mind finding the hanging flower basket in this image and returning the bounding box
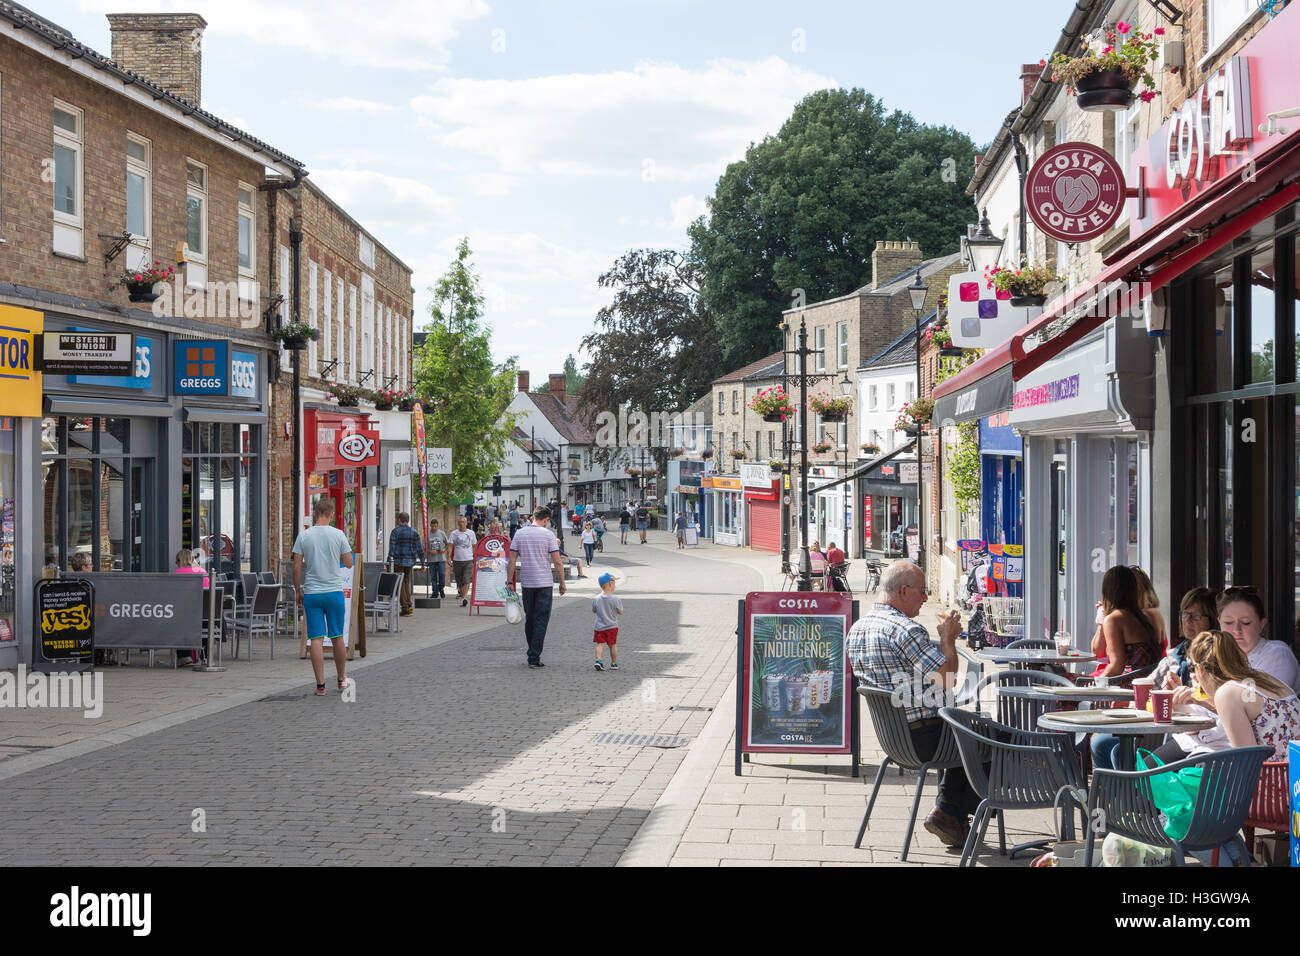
[118,262,174,303]
[808,393,852,422]
[860,443,881,456]
[729,449,747,460]
[986,264,1063,308]
[327,383,365,407]
[1048,21,1163,112]
[627,467,642,477]
[896,398,933,433]
[273,321,319,351]
[768,459,785,473]
[812,441,833,454]
[700,449,713,459]
[749,386,794,423]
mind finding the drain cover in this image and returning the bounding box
[592,732,690,748]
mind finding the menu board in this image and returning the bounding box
[469,535,511,613]
[739,591,854,755]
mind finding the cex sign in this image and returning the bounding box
[333,429,379,467]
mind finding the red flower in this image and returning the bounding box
[1038,58,1046,66]
[133,273,143,282]
[1102,45,1113,55]
[1116,21,1130,34]
[1139,90,1159,103]
[1154,27,1165,36]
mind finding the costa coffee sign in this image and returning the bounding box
[333,429,379,467]
[1166,56,1252,189]
[1026,143,1125,243]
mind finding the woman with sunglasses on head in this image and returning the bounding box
[1130,566,1169,655]
[1215,586,1300,692]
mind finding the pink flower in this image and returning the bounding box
[1102,45,1113,54]
[1038,58,1046,66]
[1116,20,1131,34]
[1139,90,1158,103]
[1154,27,1165,35]
[133,273,143,282]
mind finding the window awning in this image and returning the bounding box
[931,354,1015,427]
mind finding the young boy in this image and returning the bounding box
[592,572,623,671]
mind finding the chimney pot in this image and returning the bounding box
[517,371,530,393]
[548,373,566,401]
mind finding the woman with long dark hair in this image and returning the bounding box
[1088,565,1162,678]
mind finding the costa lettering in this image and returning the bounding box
[1025,143,1125,243]
[1166,56,1252,189]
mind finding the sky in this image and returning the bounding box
[46,0,1069,379]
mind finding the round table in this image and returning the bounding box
[976,648,1096,667]
[1037,712,1217,770]
[998,685,1134,705]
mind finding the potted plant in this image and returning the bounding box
[118,261,174,303]
[272,321,319,350]
[896,398,933,434]
[812,441,833,454]
[397,390,416,411]
[700,449,713,460]
[627,467,642,477]
[925,320,965,358]
[860,442,881,456]
[370,388,397,411]
[729,449,747,460]
[1047,21,1163,111]
[327,382,365,408]
[668,447,685,457]
[749,386,795,423]
[768,458,785,472]
[808,393,853,422]
[985,263,1064,308]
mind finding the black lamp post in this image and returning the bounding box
[908,268,928,576]
[966,208,1005,274]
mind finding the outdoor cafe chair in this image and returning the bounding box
[938,707,1087,867]
[365,571,402,634]
[1005,638,1055,650]
[1065,745,1273,867]
[972,669,1072,732]
[854,684,964,862]
[224,583,281,661]
[1074,663,1157,689]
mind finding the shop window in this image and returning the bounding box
[1208,0,1257,53]
[1248,249,1276,385]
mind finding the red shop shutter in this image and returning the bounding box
[749,498,780,553]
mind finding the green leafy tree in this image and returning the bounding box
[577,248,722,468]
[411,238,518,508]
[689,88,977,367]
[532,353,586,394]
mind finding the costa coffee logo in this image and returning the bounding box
[336,432,376,463]
[1025,143,1125,243]
[1166,56,1252,190]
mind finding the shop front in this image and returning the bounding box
[0,305,43,668]
[362,409,413,562]
[741,463,779,553]
[805,465,846,553]
[858,457,915,559]
[707,474,743,546]
[979,412,1024,598]
[1011,318,1153,648]
[304,406,380,555]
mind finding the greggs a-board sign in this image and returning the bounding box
[1128,4,1300,236]
[0,305,42,417]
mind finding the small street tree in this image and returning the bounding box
[411,237,518,511]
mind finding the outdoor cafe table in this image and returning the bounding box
[997,685,1136,705]
[1037,712,1217,770]
[975,648,1096,667]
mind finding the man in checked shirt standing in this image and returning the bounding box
[846,560,974,848]
[386,512,425,617]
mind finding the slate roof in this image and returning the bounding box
[861,251,964,296]
[858,310,939,371]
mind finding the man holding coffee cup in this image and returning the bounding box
[846,560,976,847]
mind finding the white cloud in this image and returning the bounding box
[77,0,490,70]
[410,57,835,190]
[669,195,707,229]
[314,97,401,113]
[307,168,458,223]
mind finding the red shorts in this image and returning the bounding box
[594,628,618,645]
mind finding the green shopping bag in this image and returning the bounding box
[1136,749,1203,841]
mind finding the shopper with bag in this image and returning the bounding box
[508,506,567,668]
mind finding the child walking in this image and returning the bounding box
[592,572,623,671]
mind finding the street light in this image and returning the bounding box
[908,268,928,577]
[966,208,1005,274]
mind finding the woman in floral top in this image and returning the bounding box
[1174,630,1300,761]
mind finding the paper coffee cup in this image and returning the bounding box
[1132,678,1155,710]
[1150,689,1173,723]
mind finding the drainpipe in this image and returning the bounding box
[1011,129,1030,261]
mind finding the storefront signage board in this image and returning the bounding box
[34,578,94,673]
[70,573,201,651]
[469,534,510,613]
[740,462,771,488]
[172,340,230,395]
[736,592,858,769]
[0,305,42,416]
[1026,142,1125,243]
[1008,336,1108,427]
[947,271,1033,349]
[43,329,133,376]
[67,331,153,389]
[333,428,380,467]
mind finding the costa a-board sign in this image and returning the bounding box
[736,592,858,769]
[469,534,511,613]
[34,578,94,672]
[1026,142,1125,243]
[334,428,379,467]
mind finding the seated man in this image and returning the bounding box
[846,560,973,847]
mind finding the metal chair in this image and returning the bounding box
[1006,638,1055,650]
[1072,745,1274,867]
[972,669,1073,731]
[256,571,276,586]
[365,571,402,633]
[223,583,281,661]
[938,707,1087,867]
[853,684,964,861]
[1074,663,1157,689]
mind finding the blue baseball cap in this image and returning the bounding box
[598,573,615,586]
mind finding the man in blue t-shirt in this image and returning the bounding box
[292,497,354,696]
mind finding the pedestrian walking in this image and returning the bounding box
[673,511,687,549]
[591,513,606,552]
[507,503,520,539]
[636,502,649,544]
[582,521,596,565]
[292,497,354,696]
[507,506,567,668]
[427,518,448,599]
[385,511,425,617]
[449,516,477,607]
[618,508,629,544]
[592,572,623,671]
